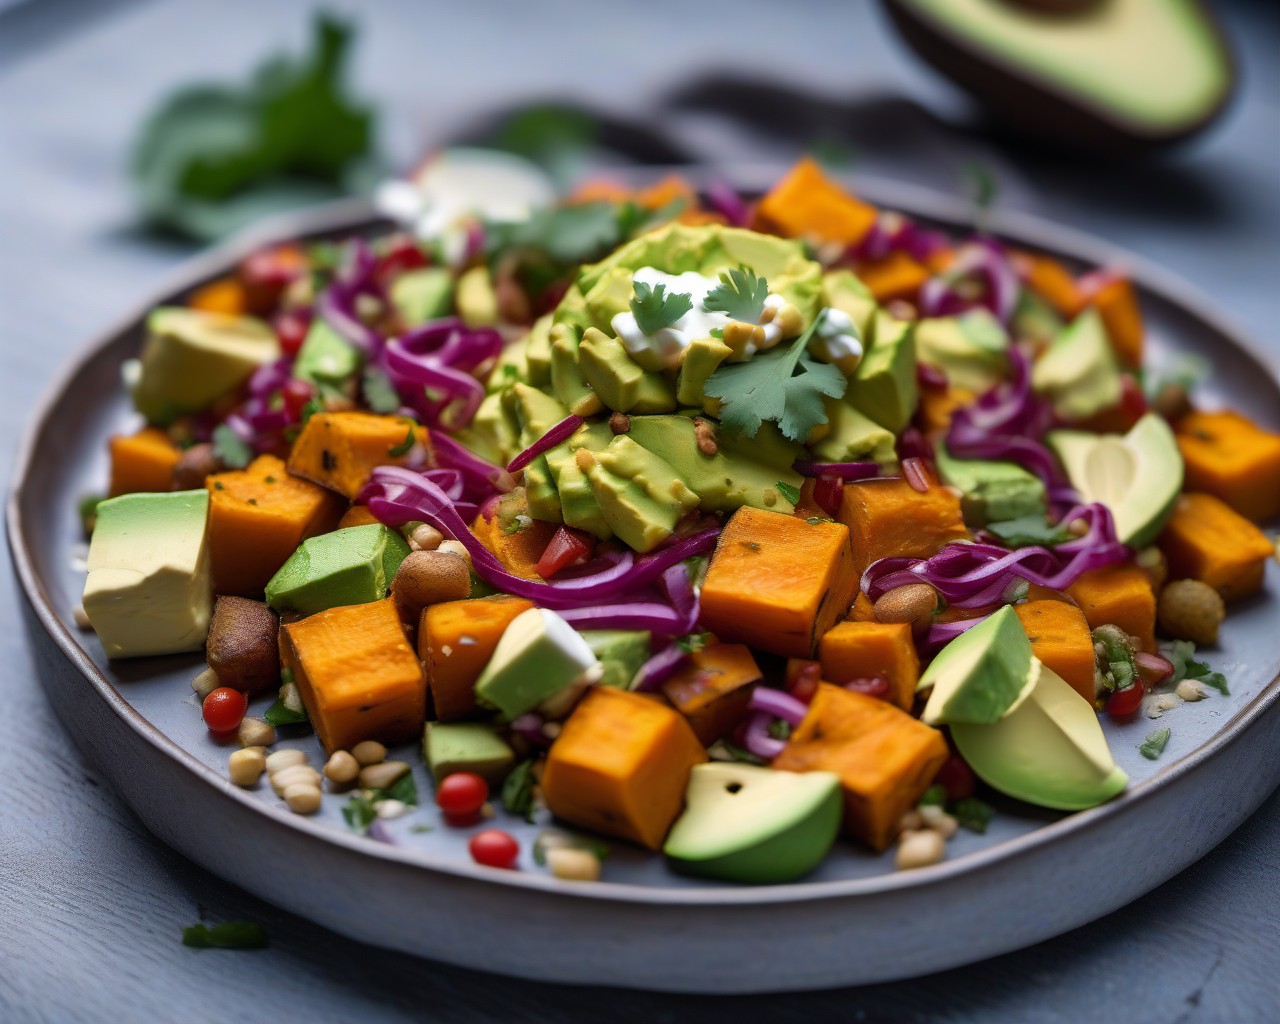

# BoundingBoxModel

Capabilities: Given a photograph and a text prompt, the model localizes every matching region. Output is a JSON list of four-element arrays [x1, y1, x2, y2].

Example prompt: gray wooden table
[[2, 1, 1277, 1020]]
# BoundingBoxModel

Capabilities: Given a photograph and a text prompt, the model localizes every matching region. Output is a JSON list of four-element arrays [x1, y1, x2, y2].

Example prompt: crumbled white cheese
[[1175, 679, 1209, 702], [1146, 693, 1183, 719]]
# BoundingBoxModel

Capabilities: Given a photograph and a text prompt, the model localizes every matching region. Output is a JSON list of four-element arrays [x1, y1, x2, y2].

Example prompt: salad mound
[[78, 155, 1278, 882]]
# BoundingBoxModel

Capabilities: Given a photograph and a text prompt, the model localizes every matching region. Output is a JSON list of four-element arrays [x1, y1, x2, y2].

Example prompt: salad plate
[[10, 168, 1280, 993]]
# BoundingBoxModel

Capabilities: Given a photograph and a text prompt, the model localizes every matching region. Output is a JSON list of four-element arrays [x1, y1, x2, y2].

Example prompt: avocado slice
[[423, 722, 515, 785], [578, 328, 677, 414], [846, 309, 918, 432], [544, 420, 615, 539], [582, 452, 684, 553], [390, 267, 453, 327], [1048, 411, 1183, 547], [950, 661, 1128, 811], [811, 396, 898, 466], [582, 629, 653, 690], [663, 763, 842, 884], [473, 607, 600, 720], [677, 336, 733, 410], [457, 391, 521, 466], [133, 307, 280, 424], [523, 314, 554, 389], [821, 269, 878, 339], [293, 319, 362, 395], [919, 605, 1037, 726], [549, 322, 602, 417], [936, 441, 1046, 527], [456, 265, 498, 328], [914, 309, 1010, 394], [265, 524, 410, 617], [1031, 308, 1122, 421], [883, 0, 1235, 153]]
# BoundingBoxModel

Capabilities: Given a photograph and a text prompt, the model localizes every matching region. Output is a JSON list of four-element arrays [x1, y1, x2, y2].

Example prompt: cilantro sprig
[[211, 424, 253, 469], [702, 266, 769, 323], [1163, 640, 1229, 695], [1139, 728, 1171, 761], [630, 281, 693, 336], [703, 310, 846, 442], [342, 772, 419, 835]]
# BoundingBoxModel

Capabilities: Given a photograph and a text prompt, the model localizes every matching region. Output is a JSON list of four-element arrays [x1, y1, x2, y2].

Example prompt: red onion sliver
[[632, 644, 690, 693], [793, 460, 882, 480], [748, 687, 810, 728], [506, 414, 584, 474], [743, 712, 786, 761]]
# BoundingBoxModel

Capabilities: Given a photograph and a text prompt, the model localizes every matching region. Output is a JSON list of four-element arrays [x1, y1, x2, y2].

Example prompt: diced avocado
[[523, 314, 554, 388], [582, 265, 637, 333], [545, 422, 615, 539], [663, 763, 842, 884], [508, 382, 569, 446], [423, 722, 515, 785], [950, 661, 1128, 811], [1011, 289, 1064, 347], [390, 266, 453, 327], [264, 524, 410, 617], [132, 307, 280, 424], [578, 328, 677, 414], [846, 309, 918, 432], [459, 391, 521, 465], [936, 441, 1046, 526], [1031, 308, 1122, 421], [1048, 412, 1183, 547], [919, 605, 1036, 725], [582, 629, 652, 689], [456, 265, 498, 328], [474, 607, 600, 720], [81, 490, 213, 658], [821, 269, 878, 338], [549, 322, 602, 417], [914, 309, 1010, 393], [811, 397, 898, 465], [716, 419, 803, 476], [523, 456, 562, 523], [293, 319, 361, 395], [583, 453, 684, 553], [677, 336, 733, 408], [595, 435, 700, 519], [488, 339, 529, 393]]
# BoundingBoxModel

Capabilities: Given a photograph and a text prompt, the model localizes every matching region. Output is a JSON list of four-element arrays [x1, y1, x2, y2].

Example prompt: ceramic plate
[[10, 174, 1280, 992]]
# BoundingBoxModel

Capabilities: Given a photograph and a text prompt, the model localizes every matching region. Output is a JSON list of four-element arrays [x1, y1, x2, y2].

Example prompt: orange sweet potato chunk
[[837, 477, 969, 582], [206, 454, 344, 598], [1010, 251, 1082, 317], [853, 251, 930, 304], [337, 504, 382, 529], [701, 508, 857, 658], [541, 687, 707, 849], [917, 386, 975, 436], [280, 598, 427, 754], [755, 157, 877, 246], [1014, 600, 1096, 704], [420, 596, 534, 721], [1176, 410, 1280, 523], [1158, 492, 1274, 601], [661, 644, 762, 745], [819, 621, 920, 711], [471, 500, 559, 580], [773, 683, 947, 851], [1068, 563, 1157, 652], [108, 427, 181, 496], [288, 412, 429, 499], [188, 277, 248, 316]]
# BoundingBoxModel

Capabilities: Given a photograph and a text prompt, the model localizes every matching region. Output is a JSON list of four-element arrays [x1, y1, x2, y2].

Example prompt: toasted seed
[[265, 748, 307, 774], [609, 411, 631, 435], [237, 716, 276, 748], [323, 750, 360, 784], [171, 442, 224, 490], [283, 783, 323, 814], [409, 523, 444, 551], [546, 847, 602, 882], [918, 803, 959, 839], [270, 765, 321, 794], [897, 809, 924, 833], [1158, 579, 1225, 646], [359, 760, 410, 790], [1152, 382, 1192, 422], [874, 583, 938, 626], [228, 748, 266, 788], [1176, 679, 1209, 702], [191, 667, 221, 700], [437, 539, 471, 565], [895, 828, 946, 870], [692, 418, 718, 456], [351, 740, 387, 767]]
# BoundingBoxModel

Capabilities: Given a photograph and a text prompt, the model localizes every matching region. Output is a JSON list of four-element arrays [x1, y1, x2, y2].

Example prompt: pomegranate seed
[[813, 476, 845, 518], [934, 754, 976, 801], [844, 677, 890, 699], [281, 379, 315, 421]]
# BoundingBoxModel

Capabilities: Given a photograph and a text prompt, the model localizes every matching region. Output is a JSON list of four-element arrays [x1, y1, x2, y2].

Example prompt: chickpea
[[1158, 579, 1225, 646]]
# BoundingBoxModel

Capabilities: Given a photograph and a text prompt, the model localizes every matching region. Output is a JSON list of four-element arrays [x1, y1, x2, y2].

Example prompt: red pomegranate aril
[[281, 379, 315, 421], [275, 310, 311, 357], [786, 661, 822, 704], [813, 476, 845, 518], [469, 829, 520, 869], [934, 754, 976, 802], [376, 238, 429, 282], [1106, 682, 1145, 718], [844, 676, 890, 699], [240, 244, 307, 313]]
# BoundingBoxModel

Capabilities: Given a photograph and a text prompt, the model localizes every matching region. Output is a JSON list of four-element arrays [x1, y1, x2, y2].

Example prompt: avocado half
[[880, 0, 1236, 153]]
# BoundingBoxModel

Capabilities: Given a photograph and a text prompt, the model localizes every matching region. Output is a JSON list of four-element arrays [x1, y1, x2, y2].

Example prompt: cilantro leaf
[[702, 266, 769, 323], [1163, 640, 1230, 695], [182, 920, 268, 950], [707, 739, 765, 765], [212, 424, 252, 469], [775, 480, 802, 506], [950, 796, 995, 834], [388, 424, 416, 457], [1139, 727, 1172, 761], [362, 365, 401, 414], [917, 785, 947, 808], [630, 281, 693, 336], [384, 771, 419, 806], [766, 719, 792, 741], [501, 760, 538, 823], [985, 515, 1073, 549], [703, 311, 845, 442], [262, 698, 308, 727], [677, 632, 713, 655], [342, 792, 378, 834]]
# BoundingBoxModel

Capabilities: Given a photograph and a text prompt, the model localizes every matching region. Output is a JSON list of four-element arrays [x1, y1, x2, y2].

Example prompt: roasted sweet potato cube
[[853, 251, 931, 304], [917, 386, 975, 436], [1014, 600, 1096, 703], [661, 644, 762, 744], [755, 156, 877, 246], [837, 477, 968, 582], [471, 499, 559, 580], [1081, 273, 1143, 367], [541, 687, 707, 849], [773, 684, 947, 851], [1176, 410, 1280, 523], [848, 590, 877, 622], [280, 598, 427, 754], [337, 504, 382, 529], [1010, 251, 1082, 317], [419, 596, 534, 721], [700, 507, 857, 658], [1068, 563, 1157, 652], [819, 621, 920, 711], [108, 427, 181, 496], [288, 411, 429, 499], [206, 454, 344, 598], [1158, 492, 1274, 601]]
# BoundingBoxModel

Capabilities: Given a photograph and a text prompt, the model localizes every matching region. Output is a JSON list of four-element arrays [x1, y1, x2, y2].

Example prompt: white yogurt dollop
[[810, 306, 863, 372]]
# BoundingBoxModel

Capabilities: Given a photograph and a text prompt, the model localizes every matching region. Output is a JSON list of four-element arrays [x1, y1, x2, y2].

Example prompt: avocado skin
[[880, 0, 1236, 154]]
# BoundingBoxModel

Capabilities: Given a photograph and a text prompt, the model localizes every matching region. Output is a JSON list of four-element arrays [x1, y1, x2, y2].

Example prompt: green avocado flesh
[[846, 310, 918, 433], [664, 763, 842, 884], [914, 309, 1009, 394], [919, 605, 1036, 726], [1048, 412, 1183, 547], [423, 722, 514, 785], [582, 629, 652, 689], [293, 319, 361, 394], [936, 441, 1046, 527], [391, 267, 453, 327], [951, 661, 1128, 812], [474, 608, 600, 721], [265, 524, 410, 616], [1031, 308, 1121, 421]]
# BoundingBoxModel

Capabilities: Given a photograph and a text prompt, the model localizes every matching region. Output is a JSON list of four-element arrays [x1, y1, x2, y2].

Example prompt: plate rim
[[9, 176, 1280, 908]]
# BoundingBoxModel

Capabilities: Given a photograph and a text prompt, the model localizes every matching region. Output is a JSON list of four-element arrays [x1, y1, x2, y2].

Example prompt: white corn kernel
[[895, 829, 946, 871], [270, 765, 321, 795], [359, 760, 410, 790], [350, 740, 387, 767], [918, 804, 959, 839], [237, 717, 276, 748], [191, 667, 220, 700], [283, 783, 323, 814], [228, 748, 266, 788], [546, 847, 602, 882], [324, 750, 360, 784], [265, 748, 307, 774]]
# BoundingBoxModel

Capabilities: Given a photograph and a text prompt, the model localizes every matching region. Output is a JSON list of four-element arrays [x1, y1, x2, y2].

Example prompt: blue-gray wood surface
[[1, 1, 1277, 1020]]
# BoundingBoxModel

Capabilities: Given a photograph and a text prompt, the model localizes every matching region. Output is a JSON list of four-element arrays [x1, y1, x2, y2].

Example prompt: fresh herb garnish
[[702, 266, 769, 323], [707, 739, 765, 766], [501, 759, 538, 823], [677, 632, 713, 654], [1093, 625, 1137, 693], [262, 698, 308, 727], [703, 310, 846, 442], [388, 424, 416, 457], [630, 281, 693, 336], [299, 397, 324, 424], [211, 424, 253, 469], [1163, 640, 1229, 695], [1139, 727, 1172, 761], [766, 719, 792, 741], [182, 920, 268, 950], [917, 785, 947, 808], [362, 365, 401, 414], [985, 515, 1073, 549], [775, 480, 802, 506], [951, 796, 995, 834], [709, 327, 725, 339], [383, 771, 419, 806], [341, 772, 417, 834]]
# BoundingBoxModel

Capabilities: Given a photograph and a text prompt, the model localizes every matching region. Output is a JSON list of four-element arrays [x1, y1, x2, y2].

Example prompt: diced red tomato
[[239, 244, 307, 314], [469, 829, 520, 869], [274, 309, 311, 358], [786, 660, 822, 704], [1106, 682, 1145, 718], [281, 379, 315, 421], [535, 526, 594, 579], [375, 237, 429, 283]]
